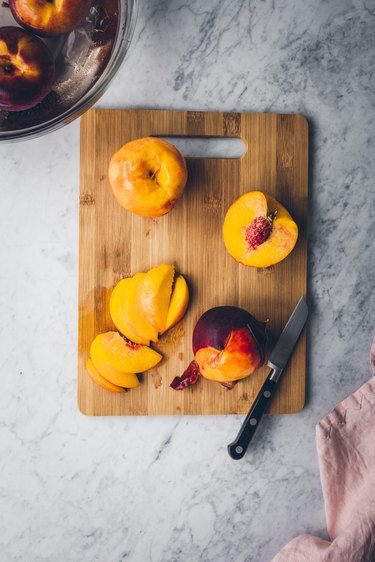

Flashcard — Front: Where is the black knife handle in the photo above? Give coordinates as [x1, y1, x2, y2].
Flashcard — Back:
[227, 374, 277, 460]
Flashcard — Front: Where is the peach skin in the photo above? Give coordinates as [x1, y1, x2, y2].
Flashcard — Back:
[223, 191, 298, 268]
[108, 137, 188, 218]
[10, 0, 91, 37]
[170, 306, 267, 390]
[0, 27, 55, 111]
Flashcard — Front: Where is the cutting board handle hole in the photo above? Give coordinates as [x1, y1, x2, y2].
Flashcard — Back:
[153, 136, 246, 159]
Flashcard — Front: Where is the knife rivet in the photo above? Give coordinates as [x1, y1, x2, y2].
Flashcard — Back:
[249, 418, 257, 426]
[263, 391, 271, 398]
[235, 446, 243, 454]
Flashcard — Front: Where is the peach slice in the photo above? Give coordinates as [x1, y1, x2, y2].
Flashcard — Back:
[223, 191, 298, 268]
[163, 274, 189, 332]
[90, 331, 162, 375]
[127, 273, 159, 342]
[110, 278, 150, 346]
[138, 264, 175, 333]
[86, 358, 126, 393]
[90, 353, 140, 389]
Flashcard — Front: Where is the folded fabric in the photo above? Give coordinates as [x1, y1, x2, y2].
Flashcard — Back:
[272, 338, 375, 562]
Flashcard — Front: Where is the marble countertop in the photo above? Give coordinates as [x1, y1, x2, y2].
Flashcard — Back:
[1, 1, 374, 561]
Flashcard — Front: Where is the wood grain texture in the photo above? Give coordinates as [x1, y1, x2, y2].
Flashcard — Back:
[78, 109, 308, 416]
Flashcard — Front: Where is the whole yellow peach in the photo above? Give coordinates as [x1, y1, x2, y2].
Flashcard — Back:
[108, 137, 188, 218]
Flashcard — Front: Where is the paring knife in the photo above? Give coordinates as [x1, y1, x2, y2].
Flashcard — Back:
[227, 296, 308, 460]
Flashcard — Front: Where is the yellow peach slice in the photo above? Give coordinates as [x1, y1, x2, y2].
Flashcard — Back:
[138, 264, 175, 333]
[110, 278, 150, 346]
[223, 191, 298, 268]
[127, 273, 159, 342]
[163, 274, 189, 332]
[90, 353, 140, 388]
[86, 358, 126, 393]
[90, 331, 162, 374]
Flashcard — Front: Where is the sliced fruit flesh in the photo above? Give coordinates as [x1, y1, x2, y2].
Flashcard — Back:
[242, 218, 298, 267]
[264, 194, 294, 220]
[225, 191, 268, 228]
[90, 353, 140, 388]
[86, 358, 126, 393]
[196, 346, 255, 382]
[127, 273, 159, 342]
[195, 328, 261, 382]
[163, 274, 189, 332]
[110, 278, 150, 346]
[139, 264, 175, 332]
[223, 191, 298, 267]
[90, 331, 162, 374]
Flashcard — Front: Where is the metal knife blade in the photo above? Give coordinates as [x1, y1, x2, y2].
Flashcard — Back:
[267, 296, 308, 378]
[227, 296, 308, 460]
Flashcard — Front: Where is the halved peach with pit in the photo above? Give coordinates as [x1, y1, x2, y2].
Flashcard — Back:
[110, 278, 150, 346]
[86, 358, 126, 393]
[223, 191, 298, 268]
[163, 274, 189, 332]
[138, 264, 175, 333]
[90, 331, 162, 375]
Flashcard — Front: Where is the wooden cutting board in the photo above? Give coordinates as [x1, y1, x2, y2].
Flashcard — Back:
[78, 109, 308, 416]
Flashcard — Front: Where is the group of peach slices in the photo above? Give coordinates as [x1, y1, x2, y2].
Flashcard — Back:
[86, 264, 189, 393]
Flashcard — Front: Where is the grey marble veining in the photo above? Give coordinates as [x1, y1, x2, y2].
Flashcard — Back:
[0, 1, 374, 561]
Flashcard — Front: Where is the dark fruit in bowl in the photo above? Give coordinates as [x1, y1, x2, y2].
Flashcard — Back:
[9, 0, 91, 37]
[171, 306, 268, 390]
[0, 26, 55, 111]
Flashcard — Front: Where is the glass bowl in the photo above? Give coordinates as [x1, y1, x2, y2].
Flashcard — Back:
[0, 0, 137, 141]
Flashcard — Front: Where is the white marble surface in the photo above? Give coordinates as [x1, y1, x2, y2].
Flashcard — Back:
[1, 1, 375, 561]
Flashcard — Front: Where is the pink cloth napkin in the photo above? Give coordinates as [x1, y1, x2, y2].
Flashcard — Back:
[272, 338, 375, 562]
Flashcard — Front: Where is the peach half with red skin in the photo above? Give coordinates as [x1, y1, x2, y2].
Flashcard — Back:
[171, 306, 267, 389]
[0, 26, 55, 111]
[223, 191, 298, 268]
[193, 307, 267, 382]
[108, 137, 188, 218]
[10, 0, 91, 37]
